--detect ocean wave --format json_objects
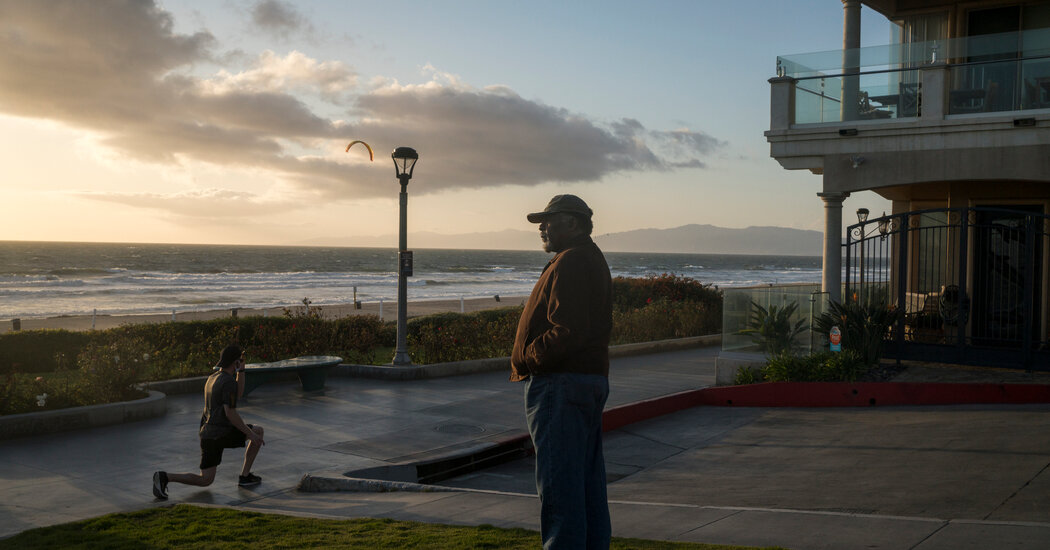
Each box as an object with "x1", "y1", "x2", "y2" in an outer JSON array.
[
  {"x1": 46, "y1": 267, "x2": 122, "y2": 277},
  {"x1": 0, "y1": 243, "x2": 823, "y2": 319},
  {"x1": 0, "y1": 274, "x2": 72, "y2": 285}
]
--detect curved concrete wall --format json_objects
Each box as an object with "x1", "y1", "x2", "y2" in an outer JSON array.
[{"x1": 0, "y1": 390, "x2": 165, "y2": 440}]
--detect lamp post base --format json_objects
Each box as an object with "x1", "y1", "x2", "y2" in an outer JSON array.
[{"x1": 391, "y1": 350, "x2": 412, "y2": 366}]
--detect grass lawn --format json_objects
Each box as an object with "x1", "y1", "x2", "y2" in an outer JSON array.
[{"x1": 0, "y1": 505, "x2": 787, "y2": 549}]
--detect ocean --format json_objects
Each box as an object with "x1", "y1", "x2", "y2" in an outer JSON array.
[{"x1": 0, "y1": 241, "x2": 821, "y2": 319}]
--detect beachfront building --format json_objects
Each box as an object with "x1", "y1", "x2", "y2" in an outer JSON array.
[{"x1": 766, "y1": 0, "x2": 1050, "y2": 369}]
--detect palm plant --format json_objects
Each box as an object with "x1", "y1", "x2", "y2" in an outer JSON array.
[{"x1": 737, "y1": 301, "x2": 809, "y2": 356}]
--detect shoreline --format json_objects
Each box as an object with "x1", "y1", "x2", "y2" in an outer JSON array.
[{"x1": 1, "y1": 296, "x2": 528, "y2": 334}]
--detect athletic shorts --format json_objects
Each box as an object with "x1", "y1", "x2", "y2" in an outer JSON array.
[{"x1": 199, "y1": 424, "x2": 253, "y2": 470}]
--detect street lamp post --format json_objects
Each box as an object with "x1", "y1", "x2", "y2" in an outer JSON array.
[{"x1": 391, "y1": 147, "x2": 418, "y2": 366}]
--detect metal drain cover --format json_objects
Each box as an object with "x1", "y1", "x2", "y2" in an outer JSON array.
[{"x1": 433, "y1": 423, "x2": 485, "y2": 435}]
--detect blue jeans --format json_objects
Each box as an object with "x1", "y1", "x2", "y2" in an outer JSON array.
[{"x1": 525, "y1": 372, "x2": 610, "y2": 550}]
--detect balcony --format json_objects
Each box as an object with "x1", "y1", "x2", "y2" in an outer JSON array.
[{"x1": 772, "y1": 28, "x2": 1050, "y2": 126}]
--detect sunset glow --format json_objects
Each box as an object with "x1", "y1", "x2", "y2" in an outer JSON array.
[{"x1": 0, "y1": 0, "x2": 892, "y2": 247}]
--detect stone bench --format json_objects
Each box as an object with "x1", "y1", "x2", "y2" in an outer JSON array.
[{"x1": 217, "y1": 356, "x2": 343, "y2": 396}]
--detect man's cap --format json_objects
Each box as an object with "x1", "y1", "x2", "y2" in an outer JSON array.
[
  {"x1": 526, "y1": 194, "x2": 593, "y2": 223},
  {"x1": 216, "y1": 345, "x2": 244, "y2": 368}
]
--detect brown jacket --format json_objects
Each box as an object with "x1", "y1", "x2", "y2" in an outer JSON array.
[{"x1": 510, "y1": 235, "x2": 612, "y2": 381}]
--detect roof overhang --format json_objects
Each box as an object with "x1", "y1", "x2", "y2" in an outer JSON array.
[{"x1": 861, "y1": 1, "x2": 967, "y2": 19}]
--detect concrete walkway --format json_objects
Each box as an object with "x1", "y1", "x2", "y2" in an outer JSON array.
[{"x1": 2, "y1": 346, "x2": 1049, "y2": 549}]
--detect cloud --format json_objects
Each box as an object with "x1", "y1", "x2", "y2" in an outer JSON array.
[
  {"x1": 347, "y1": 82, "x2": 668, "y2": 191},
  {"x1": 205, "y1": 51, "x2": 357, "y2": 102},
  {"x1": 250, "y1": 0, "x2": 313, "y2": 39},
  {"x1": 648, "y1": 128, "x2": 727, "y2": 169},
  {"x1": 0, "y1": 1, "x2": 215, "y2": 120},
  {"x1": 74, "y1": 188, "x2": 301, "y2": 219},
  {"x1": 0, "y1": 0, "x2": 725, "y2": 217}
]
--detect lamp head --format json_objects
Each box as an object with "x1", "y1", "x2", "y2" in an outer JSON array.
[
  {"x1": 391, "y1": 147, "x2": 418, "y2": 180},
  {"x1": 856, "y1": 208, "x2": 869, "y2": 223},
  {"x1": 878, "y1": 212, "x2": 890, "y2": 236}
]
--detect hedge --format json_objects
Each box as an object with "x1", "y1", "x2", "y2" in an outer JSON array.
[{"x1": 1, "y1": 274, "x2": 723, "y2": 415}]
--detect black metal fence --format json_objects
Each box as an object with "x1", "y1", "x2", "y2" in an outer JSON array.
[{"x1": 845, "y1": 207, "x2": 1049, "y2": 370}]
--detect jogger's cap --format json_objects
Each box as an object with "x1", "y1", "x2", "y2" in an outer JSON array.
[{"x1": 217, "y1": 345, "x2": 244, "y2": 368}]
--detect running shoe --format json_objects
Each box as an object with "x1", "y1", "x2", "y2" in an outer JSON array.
[
  {"x1": 238, "y1": 473, "x2": 262, "y2": 487},
  {"x1": 152, "y1": 471, "x2": 168, "y2": 499}
]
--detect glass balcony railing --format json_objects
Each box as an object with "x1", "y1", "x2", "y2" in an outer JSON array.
[
  {"x1": 777, "y1": 28, "x2": 1050, "y2": 124},
  {"x1": 721, "y1": 284, "x2": 829, "y2": 355},
  {"x1": 949, "y1": 58, "x2": 1050, "y2": 113}
]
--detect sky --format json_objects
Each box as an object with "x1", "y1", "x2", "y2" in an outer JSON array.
[{"x1": 0, "y1": 0, "x2": 895, "y2": 248}]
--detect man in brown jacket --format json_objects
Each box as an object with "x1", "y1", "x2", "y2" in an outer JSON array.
[{"x1": 511, "y1": 194, "x2": 612, "y2": 549}]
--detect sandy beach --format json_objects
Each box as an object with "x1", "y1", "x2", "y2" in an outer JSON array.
[{"x1": 1, "y1": 296, "x2": 528, "y2": 334}]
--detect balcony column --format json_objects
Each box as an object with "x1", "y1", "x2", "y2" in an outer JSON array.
[
  {"x1": 819, "y1": 191, "x2": 850, "y2": 302},
  {"x1": 769, "y1": 76, "x2": 796, "y2": 130},
  {"x1": 840, "y1": 0, "x2": 861, "y2": 121},
  {"x1": 920, "y1": 63, "x2": 948, "y2": 119}
]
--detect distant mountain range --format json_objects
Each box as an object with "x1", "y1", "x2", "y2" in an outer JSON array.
[
  {"x1": 299, "y1": 224, "x2": 822, "y2": 256},
  {"x1": 596, "y1": 224, "x2": 822, "y2": 255}
]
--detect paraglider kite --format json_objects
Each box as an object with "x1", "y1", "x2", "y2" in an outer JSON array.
[{"x1": 345, "y1": 140, "x2": 374, "y2": 161}]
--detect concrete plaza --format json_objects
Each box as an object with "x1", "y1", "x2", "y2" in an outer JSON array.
[{"x1": 2, "y1": 346, "x2": 1049, "y2": 549}]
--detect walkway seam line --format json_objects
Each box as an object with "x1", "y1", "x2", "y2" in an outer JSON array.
[
  {"x1": 606, "y1": 500, "x2": 1002, "y2": 524},
  {"x1": 982, "y1": 459, "x2": 1050, "y2": 521},
  {"x1": 677, "y1": 509, "x2": 745, "y2": 538},
  {"x1": 616, "y1": 427, "x2": 689, "y2": 451},
  {"x1": 908, "y1": 521, "x2": 950, "y2": 550}
]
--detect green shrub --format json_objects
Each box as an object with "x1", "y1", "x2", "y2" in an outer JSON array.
[
  {"x1": 823, "y1": 349, "x2": 870, "y2": 381},
  {"x1": 0, "y1": 372, "x2": 35, "y2": 414},
  {"x1": 331, "y1": 316, "x2": 387, "y2": 363},
  {"x1": 125, "y1": 315, "x2": 387, "y2": 379},
  {"x1": 408, "y1": 307, "x2": 522, "y2": 364},
  {"x1": 0, "y1": 330, "x2": 153, "y2": 414},
  {"x1": 131, "y1": 320, "x2": 239, "y2": 380},
  {"x1": 610, "y1": 299, "x2": 719, "y2": 344},
  {"x1": 762, "y1": 349, "x2": 868, "y2": 382},
  {"x1": 612, "y1": 273, "x2": 722, "y2": 314},
  {"x1": 249, "y1": 317, "x2": 332, "y2": 362},
  {"x1": 608, "y1": 274, "x2": 721, "y2": 345},
  {"x1": 813, "y1": 299, "x2": 903, "y2": 367},
  {"x1": 75, "y1": 329, "x2": 152, "y2": 404},
  {"x1": 378, "y1": 319, "x2": 397, "y2": 348},
  {"x1": 0, "y1": 330, "x2": 92, "y2": 374},
  {"x1": 733, "y1": 366, "x2": 762, "y2": 385},
  {"x1": 407, "y1": 292, "x2": 721, "y2": 363}
]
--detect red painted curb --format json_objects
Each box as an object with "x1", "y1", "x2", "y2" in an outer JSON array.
[
  {"x1": 601, "y1": 382, "x2": 1050, "y2": 432},
  {"x1": 603, "y1": 389, "x2": 707, "y2": 432},
  {"x1": 697, "y1": 382, "x2": 1050, "y2": 408}
]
